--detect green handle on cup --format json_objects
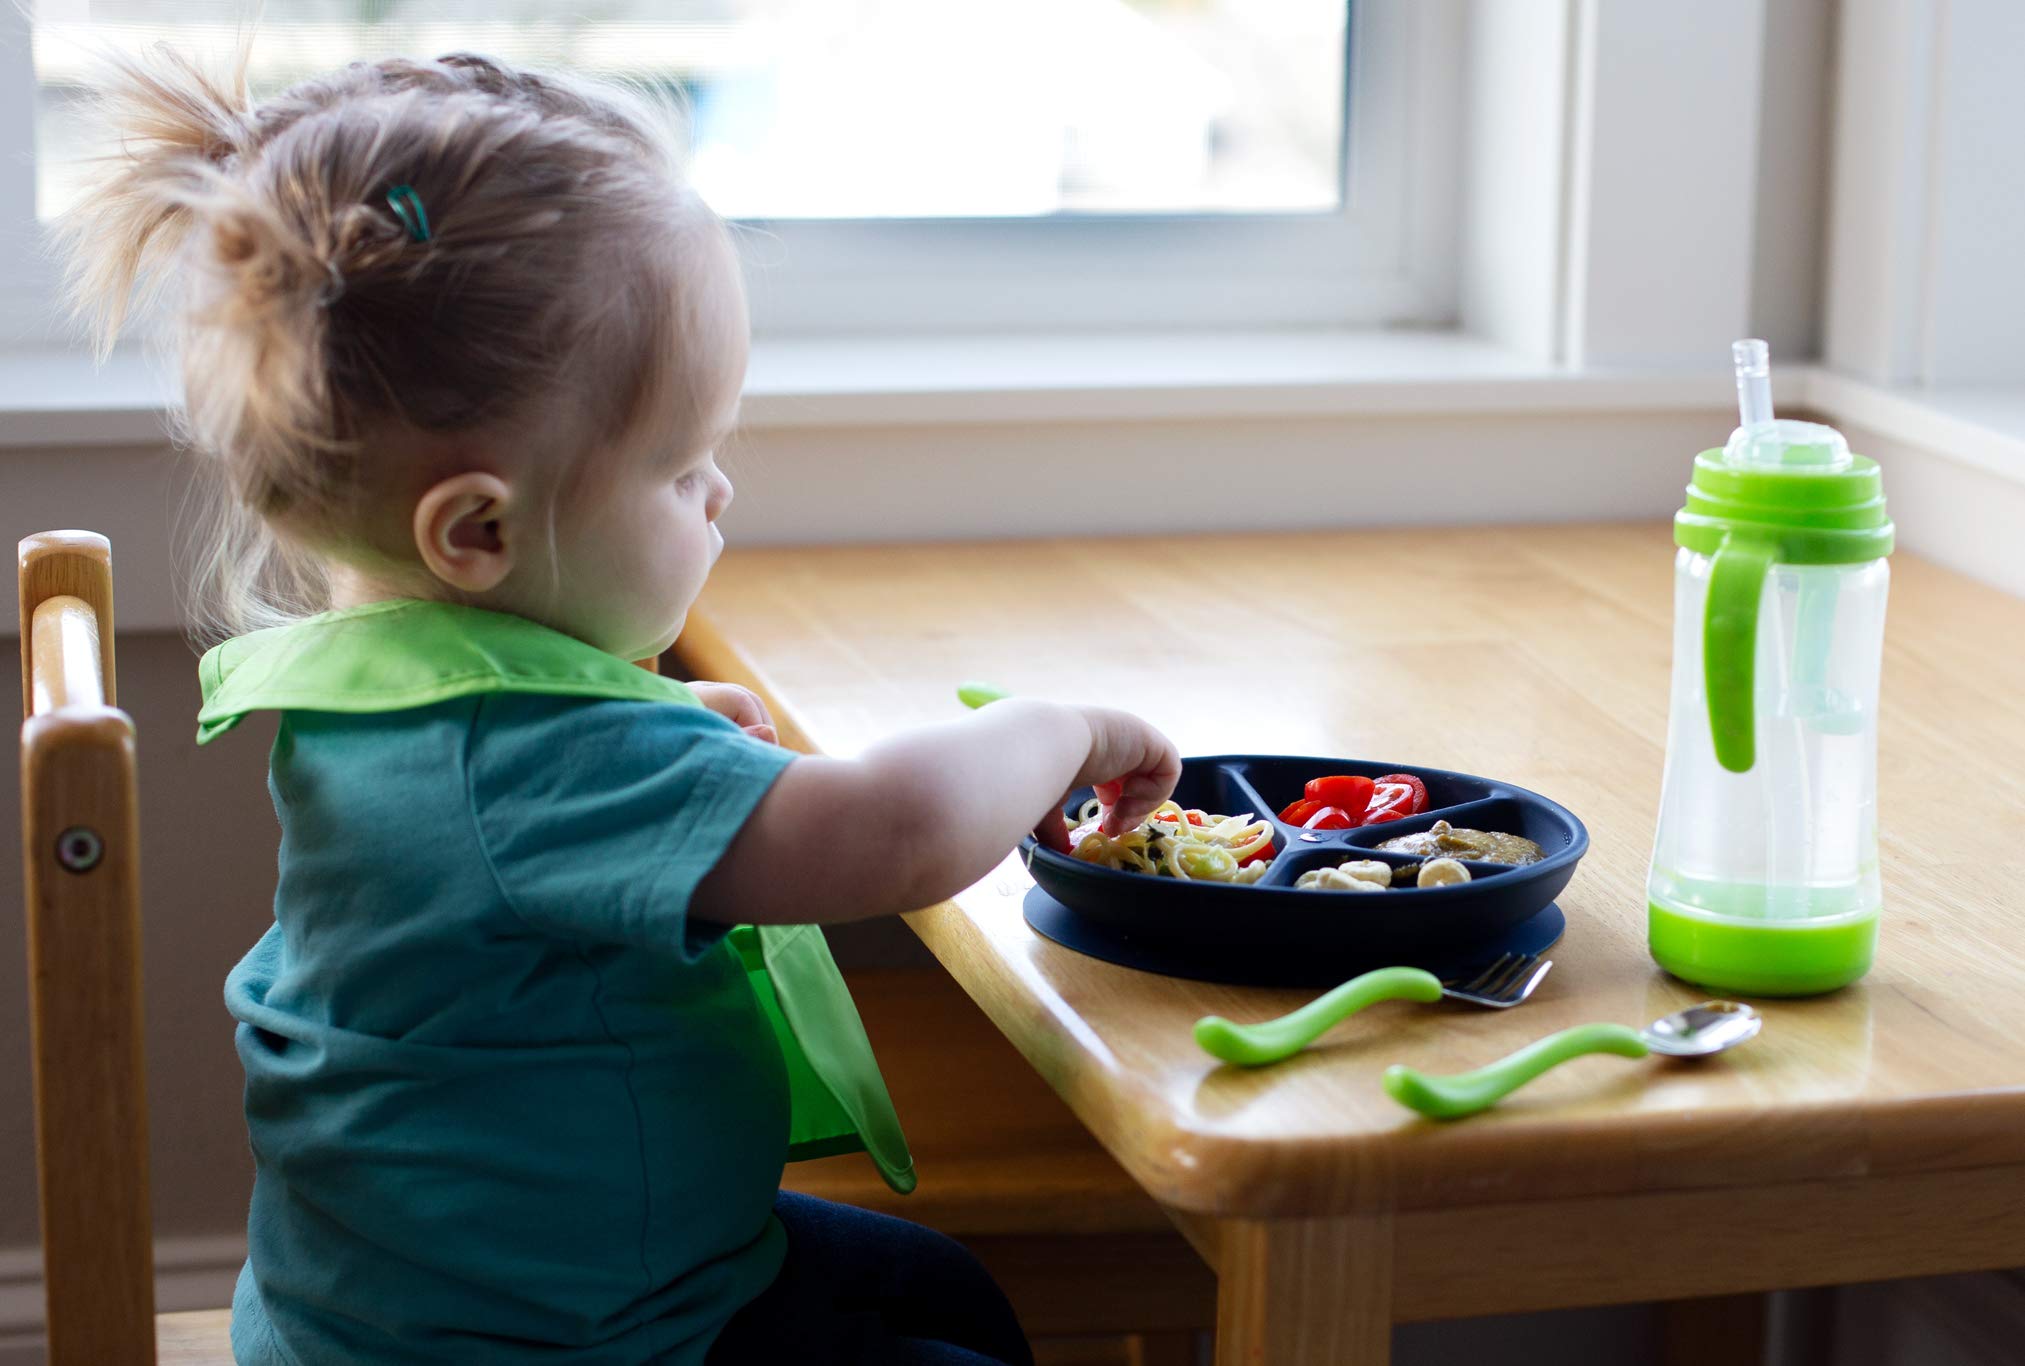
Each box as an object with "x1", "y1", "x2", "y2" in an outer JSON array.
[
  {"x1": 1382, "y1": 1022, "x2": 1651, "y2": 1120},
  {"x1": 1704, "y1": 533, "x2": 1774, "y2": 773}
]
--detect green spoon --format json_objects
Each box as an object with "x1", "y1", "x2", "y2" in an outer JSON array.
[
  {"x1": 1195, "y1": 953, "x2": 1555, "y2": 1067},
  {"x1": 1382, "y1": 1000, "x2": 1762, "y2": 1121},
  {"x1": 1194, "y1": 967, "x2": 1445, "y2": 1066},
  {"x1": 957, "y1": 680, "x2": 1012, "y2": 709}
]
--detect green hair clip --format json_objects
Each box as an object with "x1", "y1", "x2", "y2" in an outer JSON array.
[{"x1": 385, "y1": 184, "x2": 431, "y2": 243}]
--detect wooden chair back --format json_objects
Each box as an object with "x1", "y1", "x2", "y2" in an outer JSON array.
[{"x1": 17, "y1": 530, "x2": 157, "y2": 1366}]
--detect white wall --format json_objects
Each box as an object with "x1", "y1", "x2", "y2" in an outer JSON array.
[
  {"x1": 1750, "y1": 0, "x2": 1835, "y2": 358},
  {"x1": 1561, "y1": 0, "x2": 1767, "y2": 369},
  {"x1": 1823, "y1": 0, "x2": 2025, "y2": 387}
]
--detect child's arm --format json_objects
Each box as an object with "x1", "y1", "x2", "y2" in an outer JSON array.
[{"x1": 692, "y1": 700, "x2": 1179, "y2": 926}]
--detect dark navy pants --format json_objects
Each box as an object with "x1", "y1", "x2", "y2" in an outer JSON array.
[{"x1": 707, "y1": 1192, "x2": 1034, "y2": 1366}]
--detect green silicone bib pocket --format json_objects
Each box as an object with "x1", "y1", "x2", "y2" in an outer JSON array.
[
  {"x1": 732, "y1": 923, "x2": 917, "y2": 1194},
  {"x1": 731, "y1": 926, "x2": 866, "y2": 1162}
]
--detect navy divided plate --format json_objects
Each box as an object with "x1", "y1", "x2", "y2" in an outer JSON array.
[
  {"x1": 1020, "y1": 755, "x2": 1587, "y2": 981},
  {"x1": 1024, "y1": 885, "x2": 1565, "y2": 988}
]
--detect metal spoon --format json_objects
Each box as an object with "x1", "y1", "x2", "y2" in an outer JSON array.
[{"x1": 1382, "y1": 1001, "x2": 1762, "y2": 1121}]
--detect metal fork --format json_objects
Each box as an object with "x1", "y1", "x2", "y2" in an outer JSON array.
[
  {"x1": 1193, "y1": 954, "x2": 1554, "y2": 1067},
  {"x1": 1441, "y1": 952, "x2": 1554, "y2": 1009}
]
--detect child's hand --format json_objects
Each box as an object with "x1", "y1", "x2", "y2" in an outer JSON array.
[
  {"x1": 690, "y1": 681, "x2": 777, "y2": 744},
  {"x1": 1071, "y1": 707, "x2": 1182, "y2": 837}
]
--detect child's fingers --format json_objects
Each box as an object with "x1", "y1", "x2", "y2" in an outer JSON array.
[
  {"x1": 742, "y1": 722, "x2": 779, "y2": 745},
  {"x1": 1100, "y1": 771, "x2": 1177, "y2": 836},
  {"x1": 719, "y1": 690, "x2": 767, "y2": 728},
  {"x1": 693, "y1": 681, "x2": 774, "y2": 731},
  {"x1": 1034, "y1": 808, "x2": 1075, "y2": 854},
  {"x1": 1093, "y1": 779, "x2": 1130, "y2": 837},
  {"x1": 1076, "y1": 707, "x2": 1181, "y2": 836}
]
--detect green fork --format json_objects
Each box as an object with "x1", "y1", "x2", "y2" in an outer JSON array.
[{"x1": 1193, "y1": 954, "x2": 1553, "y2": 1067}]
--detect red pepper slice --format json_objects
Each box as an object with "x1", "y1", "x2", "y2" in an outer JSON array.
[
  {"x1": 1364, "y1": 773, "x2": 1429, "y2": 824},
  {"x1": 1238, "y1": 842, "x2": 1275, "y2": 867},
  {"x1": 1302, "y1": 805, "x2": 1357, "y2": 831},
  {"x1": 1278, "y1": 797, "x2": 1322, "y2": 825},
  {"x1": 1302, "y1": 774, "x2": 1376, "y2": 817}
]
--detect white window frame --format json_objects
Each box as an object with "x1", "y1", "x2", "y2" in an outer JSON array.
[
  {"x1": 740, "y1": 0, "x2": 1464, "y2": 336},
  {"x1": 0, "y1": 0, "x2": 1463, "y2": 345},
  {"x1": 19, "y1": 1, "x2": 2025, "y2": 612}
]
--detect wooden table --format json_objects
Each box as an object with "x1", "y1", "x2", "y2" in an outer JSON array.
[{"x1": 675, "y1": 524, "x2": 2025, "y2": 1366}]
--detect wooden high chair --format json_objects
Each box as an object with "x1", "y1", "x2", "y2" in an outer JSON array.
[
  {"x1": 16, "y1": 531, "x2": 227, "y2": 1363},
  {"x1": 18, "y1": 530, "x2": 1209, "y2": 1366}
]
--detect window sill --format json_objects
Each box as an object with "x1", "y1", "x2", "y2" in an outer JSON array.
[
  {"x1": 1800, "y1": 369, "x2": 2025, "y2": 488},
  {"x1": 6, "y1": 331, "x2": 2019, "y2": 504},
  {"x1": 736, "y1": 330, "x2": 1741, "y2": 426},
  {"x1": 19, "y1": 334, "x2": 2022, "y2": 477},
  {"x1": 8, "y1": 332, "x2": 2021, "y2": 626},
  {"x1": 2, "y1": 329, "x2": 1759, "y2": 450},
  {"x1": 0, "y1": 346, "x2": 181, "y2": 449}
]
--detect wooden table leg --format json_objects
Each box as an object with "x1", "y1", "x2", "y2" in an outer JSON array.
[
  {"x1": 1658, "y1": 1292, "x2": 1769, "y2": 1366},
  {"x1": 1213, "y1": 1212, "x2": 1393, "y2": 1366},
  {"x1": 1130, "y1": 1331, "x2": 1206, "y2": 1366}
]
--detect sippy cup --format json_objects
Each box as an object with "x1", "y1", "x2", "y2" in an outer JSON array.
[{"x1": 1646, "y1": 340, "x2": 1894, "y2": 996}]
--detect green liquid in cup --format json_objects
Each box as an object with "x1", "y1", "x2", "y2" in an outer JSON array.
[{"x1": 1649, "y1": 896, "x2": 1877, "y2": 997}]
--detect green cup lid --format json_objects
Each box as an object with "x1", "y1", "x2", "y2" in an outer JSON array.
[
  {"x1": 1680, "y1": 418, "x2": 1893, "y2": 775},
  {"x1": 1675, "y1": 420, "x2": 1893, "y2": 564}
]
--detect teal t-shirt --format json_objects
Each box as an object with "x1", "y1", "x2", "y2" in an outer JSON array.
[{"x1": 224, "y1": 693, "x2": 797, "y2": 1364}]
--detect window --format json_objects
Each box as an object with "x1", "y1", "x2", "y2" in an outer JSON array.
[
  {"x1": 10, "y1": 1, "x2": 1462, "y2": 339},
  {"x1": 34, "y1": 0, "x2": 1352, "y2": 223}
]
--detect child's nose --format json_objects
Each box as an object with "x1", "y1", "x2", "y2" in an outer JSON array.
[{"x1": 707, "y1": 471, "x2": 734, "y2": 521}]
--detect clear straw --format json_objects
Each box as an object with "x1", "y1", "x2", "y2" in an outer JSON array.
[{"x1": 1733, "y1": 339, "x2": 1773, "y2": 426}]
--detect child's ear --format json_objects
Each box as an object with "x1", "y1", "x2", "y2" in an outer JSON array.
[{"x1": 413, "y1": 472, "x2": 516, "y2": 592}]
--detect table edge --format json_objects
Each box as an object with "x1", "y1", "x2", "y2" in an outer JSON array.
[{"x1": 677, "y1": 595, "x2": 2025, "y2": 1219}]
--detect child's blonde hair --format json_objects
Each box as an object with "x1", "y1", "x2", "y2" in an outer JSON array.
[{"x1": 58, "y1": 45, "x2": 729, "y2": 641}]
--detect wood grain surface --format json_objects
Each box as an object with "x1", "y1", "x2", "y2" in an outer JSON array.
[
  {"x1": 19, "y1": 531, "x2": 115, "y2": 716},
  {"x1": 678, "y1": 523, "x2": 2025, "y2": 1217},
  {"x1": 19, "y1": 533, "x2": 155, "y2": 1366}
]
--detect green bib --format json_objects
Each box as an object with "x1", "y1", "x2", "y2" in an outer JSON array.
[{"x1": 198, "y1": 598, "x2": 915, "y2": 1194}]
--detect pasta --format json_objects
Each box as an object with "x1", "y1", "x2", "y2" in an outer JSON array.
[
  {"x1": 1067, "y1": 800, "x2": 1275, "y2": 884},
  {"x1": 1414, "y1": 857, "x2": 1472, "y2": 887},
  {"x1": 1295, "y1": 860, "x2": 1393, "y2": 892},
  {"x1": 1293, "y1": 855, "x2": 1476, "y2": 891}
]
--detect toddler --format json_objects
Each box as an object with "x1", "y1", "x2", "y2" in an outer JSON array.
[{"x1": 59, "y1": 46, "x2": 1179, "y2": 1365}]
